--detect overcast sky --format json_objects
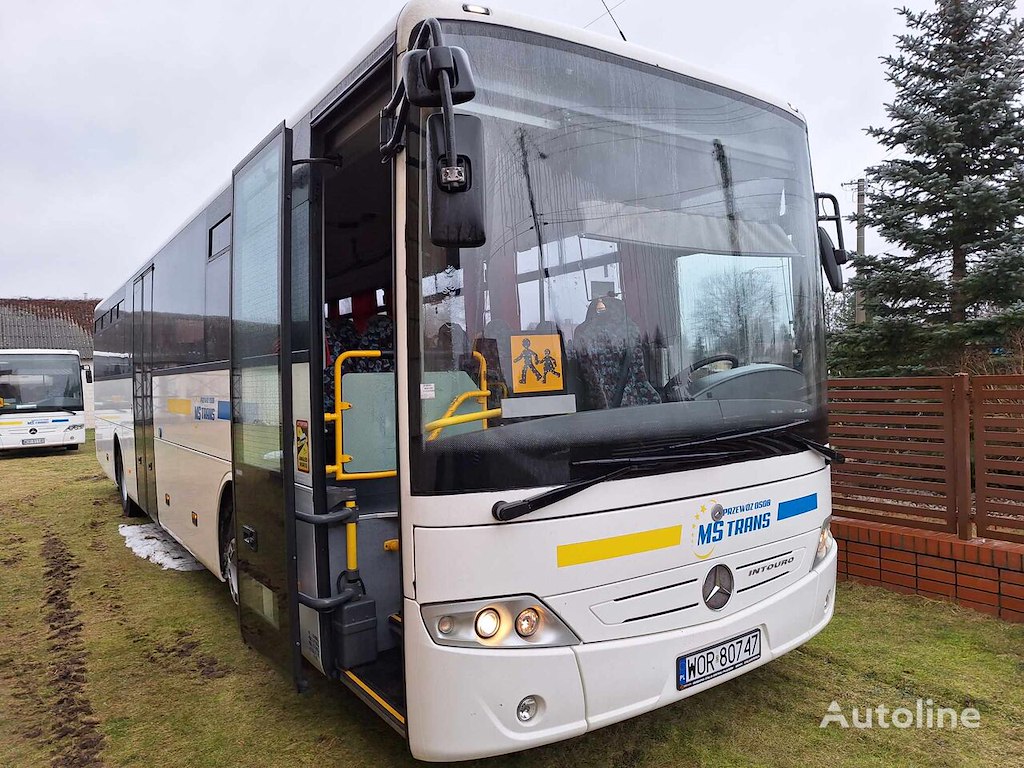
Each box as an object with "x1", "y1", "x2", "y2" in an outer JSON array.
[{"x1": 0, "y1": 0, "x2": 935, "y2": 300}]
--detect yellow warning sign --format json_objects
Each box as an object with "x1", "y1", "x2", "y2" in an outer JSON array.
[
  {"x1": 296, "y1": 419, "x2": 309, "y2": 473},
  {"x1": 510, "y1": 333, "x2": 564, "y2": 394}
]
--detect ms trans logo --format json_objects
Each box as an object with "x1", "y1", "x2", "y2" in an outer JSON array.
[{"x1": 689, "y1": 494, "x2": 818, "y2": 560}]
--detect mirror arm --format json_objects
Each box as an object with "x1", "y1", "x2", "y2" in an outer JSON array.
[
  {"x1": 436, "y1": 68, "x2": 466, "y2": 189},
  {"x1": 815, "y1": 192, "x2": 847, "y2": 251},
  {"x1": 379, "y1": 18, "x2": 448, "y2": 161}
]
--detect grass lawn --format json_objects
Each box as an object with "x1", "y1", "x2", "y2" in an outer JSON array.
[{"x1": 1, "y1": 435, "x2": 1022, "y2": 767}]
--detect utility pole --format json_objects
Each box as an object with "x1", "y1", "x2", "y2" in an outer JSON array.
[{"x1": 855, "y1": 177, "x2": 866, "y2": 324}]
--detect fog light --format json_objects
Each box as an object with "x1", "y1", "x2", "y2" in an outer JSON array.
[
  {"x1": 515, "y1": 607, "x2": 540, "y2": 638},
  {"x1": 517, "y1": 696, "x2": 538, "y2": 722},
  {"x1": 475, "y1": 608, "x2": 500, "y2": 639},
  {"x1": 437, "y1": 615, "x2": 455, "y2": 635}
]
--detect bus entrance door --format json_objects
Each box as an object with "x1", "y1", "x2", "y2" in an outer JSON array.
[
  {"x1": 228, "y1": 123, "x2": 303, "y2": 688},
  {"x1": 131, "y1": 267, "x2": 158, "y2": 520}
]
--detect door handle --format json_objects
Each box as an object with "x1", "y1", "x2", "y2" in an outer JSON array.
[{"x1": 242, "y1": 525, "x2": 258, "y2": 552}]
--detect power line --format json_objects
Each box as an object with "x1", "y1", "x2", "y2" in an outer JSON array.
[{"x1": 585, "y1": 0, "x2": 630, "y2": 39}]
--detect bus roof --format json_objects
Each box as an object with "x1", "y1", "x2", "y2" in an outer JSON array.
[
  {"x1": 390, "y1": 1, "x2": 801, "y2": 119},
  {"x1": 0, "y1": 349, "x2": 81, "y2": 357}
]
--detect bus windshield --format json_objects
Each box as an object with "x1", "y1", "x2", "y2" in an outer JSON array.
[
  {"x1": 0, "y1": 353, "x2": 84, "y2": 413},
  {"x1": 408, "y1": 23, "x2": 825, "y2": 495}
]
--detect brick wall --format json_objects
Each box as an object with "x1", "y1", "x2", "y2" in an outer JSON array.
[{"x1": 833, "y1": 517, "x2": 1024, "y2": 623}]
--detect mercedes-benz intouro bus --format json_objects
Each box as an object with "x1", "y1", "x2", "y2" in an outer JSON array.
[
  {"x1": 1, "y1": 349, "x2": 88, "y2": 451},
  {"x1": 93, "y1": 2, "x2": 848, "y2": 760}
]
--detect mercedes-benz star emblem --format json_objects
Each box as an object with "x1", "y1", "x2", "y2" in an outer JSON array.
[
  {"x1": 29, "y1": 428, "x2": 38, "y2": 435},
  {"x1": 702, "y1": 564, "x2": 734, "y2": 610}
]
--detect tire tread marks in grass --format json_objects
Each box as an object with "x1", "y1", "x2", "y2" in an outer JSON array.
[{"x1": 41, "y1": 532, "x2": 106, "y2": 768}]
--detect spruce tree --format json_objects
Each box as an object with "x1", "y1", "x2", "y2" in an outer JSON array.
[{"x1": 832, "y1": 0, "x2": 1024, "y2": 375}]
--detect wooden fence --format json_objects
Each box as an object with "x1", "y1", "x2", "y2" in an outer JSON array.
[
  {"x1": 972, "y1": 376, "x2": 1024, "y2": 544},
  {"x1": 828, "y1": 374, "x2": 1024, "y2": 543}
]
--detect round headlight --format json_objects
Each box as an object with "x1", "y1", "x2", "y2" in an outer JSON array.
[
  {"x1": 475, "y1": 608, "x2": 500, "y2": 639},
  {"x1": 515, "y1": 607, "x2": 540, "y2": 638}
]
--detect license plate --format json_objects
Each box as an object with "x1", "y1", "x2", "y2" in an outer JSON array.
[
  {"x1": 677, "y1": 629, "x2": 761, "y2": 690},
  {"x1": 22, "y1": 438, "x2": 45, "y2": 445}
]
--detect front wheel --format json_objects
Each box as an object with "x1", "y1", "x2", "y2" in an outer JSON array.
[
  {"x1": 220, "y1": 496, "x2": 239, "y2": 606},
  {"x1": 115, "y1": 445, "x2": 143, "y2": 518},
  {"x1": 66, "y1": 444, "x2": 80, "y2": 451}
]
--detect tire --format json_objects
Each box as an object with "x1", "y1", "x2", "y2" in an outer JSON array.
[
  {"x1": 220, "y1": 493, "x2": 239, "y2": 606},
  {"x1": 66, "y1": 444, "x2": 80, "y2": 451},
  {"x1": 115, "y1": 444, "x2": 143, "y2": 518}
]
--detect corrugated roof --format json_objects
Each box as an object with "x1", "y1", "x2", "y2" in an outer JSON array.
[{"x1": 0, "y1": 298, "x2": 100, "y2": 357}]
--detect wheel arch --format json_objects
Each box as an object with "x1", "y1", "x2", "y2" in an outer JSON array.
[{"x1": 216, "y1": 473, "x2": 234, "y2": 580}]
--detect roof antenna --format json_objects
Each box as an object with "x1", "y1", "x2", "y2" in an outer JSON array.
[{"x1": 597, "y1": 0, "x2": 628, "y2": 41}]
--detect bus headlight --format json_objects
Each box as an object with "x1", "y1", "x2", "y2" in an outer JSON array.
[
  {"x1": 515, "y1": 607, "x2": 540, "y2": 638},
  {"x1": 474, "y1": 608, "x2": 501, "y2": 639},
  {"x1": 65, "y1": 424, "x2": 84, "y2": 431},
  {"x1": 814, "y1": 515, "x2": 833, "y2": 564},
  {"x1": 422, "y1": 596, "x2": 579, "y2": 648}
]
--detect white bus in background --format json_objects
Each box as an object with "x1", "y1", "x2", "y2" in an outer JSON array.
[
  {"x1": 0, "y1": 349, "x2": 88, "y2": 451},
  {"x1": 93, "y1": 1, "x2": 850, "y2": 760}
]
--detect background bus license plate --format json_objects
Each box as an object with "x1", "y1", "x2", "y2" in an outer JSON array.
[
  {"x1": 22, "y1": 438, "x2": 45, "y2": 445},
  {"x1": 677, "y1": 629, "x2": 761, "y2": 689}
]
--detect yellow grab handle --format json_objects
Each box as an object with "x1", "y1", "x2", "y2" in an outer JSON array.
[
  {"x1": 325, "y1": 349, "x2": 397, "y2": 481},
  {"x1": 425, "y1": 407, "x2": 502, "y2": 435}
]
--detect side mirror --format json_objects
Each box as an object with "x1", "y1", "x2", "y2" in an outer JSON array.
[
  {"x1": 815, "y1": 192, "x2": 850, "y2": 294},
  {"x1": 82, "y1": 365, "x2": 93, "y2": 384},
  {"x1": 402, "y1": 46, "x2": 476, "y2": 107},
  {"x1": 426, "y1": 113, "x2": 487, "y2": 247},
  {"x1": 817, "y1": 227, "x2": 844, "y2": 293}
]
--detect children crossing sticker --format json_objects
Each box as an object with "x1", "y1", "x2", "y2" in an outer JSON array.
[{"x1": 510, "y1": 333, "x2": 564, "y2": 394}]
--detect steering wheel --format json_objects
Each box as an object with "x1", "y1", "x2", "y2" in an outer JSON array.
[
  {"x1": 662, "y1": 354, "x2": 740, "y2": 402},
  {"x1": 686, "y1": 354, "x2": 740, "y2": 374}
]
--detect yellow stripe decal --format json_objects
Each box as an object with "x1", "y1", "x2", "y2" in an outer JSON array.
[
  {"x1": 167, "y1": 398, "x2": 192, "y2": 415},
  {"x1": 0, "y1": 421, "x2": 21, "y2": 426},
  {"x1": 557, "y1": 525, "x2": 682, "y2": 568},
  {"x1": 343, "y1": 670, "x2": 406, "y2": 724}
]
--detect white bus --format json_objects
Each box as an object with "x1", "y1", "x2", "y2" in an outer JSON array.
[
  {"x1": 0, "y1": 348, "x2": 88, "y2": 451},
  {"x1": 94, "y1": 1, "x2": 849, "y2": 760}
]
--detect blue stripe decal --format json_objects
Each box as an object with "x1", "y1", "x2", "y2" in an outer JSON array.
[
  {"x1": 777, "y1": 493, "x2": 818, "y2": 521},
  {"x1": 52, "y1": 419, "x2": 69, "y2": 423},
  {"x1": 217, "y1": 400, "x2": 231, "y2": 420}
]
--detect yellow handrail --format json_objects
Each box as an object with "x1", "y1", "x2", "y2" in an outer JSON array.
[
  {"x1": 425, "y1": 407, "x2": 503, "y2": 434},
  {"x1": 324, "y1": 349, "x2": 398, "y2": 481},
  {"x1": 471, "y1": 350, "x2": 488, "y2": 429},
  {"x1": 425, "y1": 351, "x2": 501, "y2": 441}
]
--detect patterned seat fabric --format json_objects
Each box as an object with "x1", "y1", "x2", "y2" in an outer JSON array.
[
  {"x1": 324, "y1": 318, "x2": 360, "y2": 413},
  {"x1": 324, "y1": 315, "x2": 395, "y2": 412},
  {"x1": 573, "y1": 295, "x2": 661, "y2": 410},
  {"x1": 358, "y1": 315, "x2": 395, "y2": 372}
]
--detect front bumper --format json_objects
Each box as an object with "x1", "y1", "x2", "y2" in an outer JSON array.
[
  {"x1": 405, "y1": 544, "x2": 837, "y2": 761},
  {"x1": 0, "y1": 428, "x2": 84, "y2": 450}
]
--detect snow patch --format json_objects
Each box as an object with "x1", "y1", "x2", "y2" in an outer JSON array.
[{"x1": 118, "y1": 523, "x2": 204, "y2": 571}]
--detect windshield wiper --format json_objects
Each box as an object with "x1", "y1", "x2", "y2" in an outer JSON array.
[
  {"x1": 492, "y1": 451, "x2": 738, "y2": 523},
  {"x1": 669, "y1": 420, "x2": 844, "y2": 464},
  {"x1": 491, "y1": 424, "x2": 843, "y2": 523},
  {"x1": 782, "y1": 432, "x2": 845, "y2": 464}
]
